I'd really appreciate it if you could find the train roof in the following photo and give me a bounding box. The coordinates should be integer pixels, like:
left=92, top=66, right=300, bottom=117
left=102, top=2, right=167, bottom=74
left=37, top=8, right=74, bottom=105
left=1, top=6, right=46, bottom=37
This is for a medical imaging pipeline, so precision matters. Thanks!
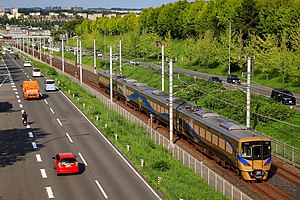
left=99, top=70, right=267, bottom=141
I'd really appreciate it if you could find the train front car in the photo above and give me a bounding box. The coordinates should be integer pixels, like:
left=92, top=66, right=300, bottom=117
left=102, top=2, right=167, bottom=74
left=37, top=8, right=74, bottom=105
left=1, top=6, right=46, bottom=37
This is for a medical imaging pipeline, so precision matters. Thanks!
left=238, top=137, right=271, bottom=181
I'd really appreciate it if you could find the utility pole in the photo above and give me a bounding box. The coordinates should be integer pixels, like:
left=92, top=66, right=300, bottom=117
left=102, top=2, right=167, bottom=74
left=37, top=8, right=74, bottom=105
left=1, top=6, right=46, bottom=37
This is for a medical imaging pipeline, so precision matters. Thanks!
left=162, top=45, right=165, bottom=91
left=246, top=57, right=251, bottom=129
left=110, top=46, right=113, bottom=102
left=119, top=40, right=122, bottom=76
left=62, top=35, right=65, bottom=73
left=94, top=38, right=96, bottom=74
left=79, top=39, right=82, bottom=85
left=169, top=59, right=174, bottom=148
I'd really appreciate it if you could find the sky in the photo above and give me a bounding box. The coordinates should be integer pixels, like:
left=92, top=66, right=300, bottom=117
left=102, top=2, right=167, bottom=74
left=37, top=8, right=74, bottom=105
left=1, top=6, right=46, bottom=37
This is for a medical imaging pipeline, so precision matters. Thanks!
left=0, top=0, right=194, bottom=9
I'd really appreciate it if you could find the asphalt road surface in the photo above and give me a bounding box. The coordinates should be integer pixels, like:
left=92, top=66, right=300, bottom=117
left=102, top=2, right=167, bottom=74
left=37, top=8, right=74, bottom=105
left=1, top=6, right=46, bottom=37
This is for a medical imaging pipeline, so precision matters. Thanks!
left=0, top=54, right=162, bottom=200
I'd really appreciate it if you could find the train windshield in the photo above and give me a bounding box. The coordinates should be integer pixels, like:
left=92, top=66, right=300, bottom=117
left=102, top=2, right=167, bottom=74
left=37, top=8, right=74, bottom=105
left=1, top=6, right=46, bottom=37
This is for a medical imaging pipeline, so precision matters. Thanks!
left=241, top=141, right=271, bottom=160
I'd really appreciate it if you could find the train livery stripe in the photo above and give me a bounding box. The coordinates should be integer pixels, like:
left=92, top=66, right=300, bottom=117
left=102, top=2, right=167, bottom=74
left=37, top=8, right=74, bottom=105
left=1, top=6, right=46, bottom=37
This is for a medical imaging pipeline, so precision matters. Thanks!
left=238, top=156, right=251, bottom=166
left=183, top=120, right=205, bottom=143
left=264, top=156, right=272, bottom=166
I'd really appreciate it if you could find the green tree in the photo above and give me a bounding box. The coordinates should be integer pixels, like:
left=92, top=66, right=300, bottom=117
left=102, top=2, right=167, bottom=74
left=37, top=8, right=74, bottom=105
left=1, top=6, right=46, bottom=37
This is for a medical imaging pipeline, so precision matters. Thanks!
left=195, top=30, right=219, bottom=68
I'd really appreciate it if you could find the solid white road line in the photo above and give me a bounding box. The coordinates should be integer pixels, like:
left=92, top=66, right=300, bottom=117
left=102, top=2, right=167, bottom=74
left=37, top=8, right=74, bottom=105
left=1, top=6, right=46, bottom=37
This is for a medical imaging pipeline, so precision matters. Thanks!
left=44, top=99, right=48, bottom=104
left=65, top=133, right=73, bottom=143
left=56, top=118, right=62, bottom=126
left=50, top=108, right=54, bottom=114
left=40, top=169, right=47, bottom=178
left=32, top=142, right=37, bottom=149
left=45, top=187, right=54, bottom=199
left=36, top=154, right=42, bottom=162
left=95, top=180, right=108, bottom=199
left=78, top=152, right=88, bottom=166
left=28, top=132, right=33, bottom=137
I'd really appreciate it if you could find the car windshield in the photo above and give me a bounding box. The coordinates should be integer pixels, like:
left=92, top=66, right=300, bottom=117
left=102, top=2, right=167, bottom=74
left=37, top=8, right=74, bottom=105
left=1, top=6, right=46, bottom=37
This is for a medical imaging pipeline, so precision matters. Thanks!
left=33, top=69, right=40, bottom=72
left=282, top=91, right=293, bottom=98
left=60, top=158, right=76, bottom=164
left=46, top=80, right=55, bottom=84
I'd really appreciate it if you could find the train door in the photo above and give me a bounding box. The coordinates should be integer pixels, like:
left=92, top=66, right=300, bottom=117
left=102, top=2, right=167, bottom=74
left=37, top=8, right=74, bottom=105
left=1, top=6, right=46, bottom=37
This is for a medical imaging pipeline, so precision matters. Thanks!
left=252, top=145, right=263, bottom=169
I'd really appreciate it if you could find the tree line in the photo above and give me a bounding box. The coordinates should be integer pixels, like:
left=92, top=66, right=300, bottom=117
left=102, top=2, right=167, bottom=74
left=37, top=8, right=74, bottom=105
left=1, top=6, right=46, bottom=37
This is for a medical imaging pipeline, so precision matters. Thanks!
left=62, top=0, right=300, bottom=86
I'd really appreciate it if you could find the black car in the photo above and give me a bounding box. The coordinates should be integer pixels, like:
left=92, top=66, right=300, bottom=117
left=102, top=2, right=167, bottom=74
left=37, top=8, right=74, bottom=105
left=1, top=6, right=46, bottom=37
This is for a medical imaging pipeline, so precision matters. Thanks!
left=271, top=88, right=296, bottom=105
left=208, top=76, right=222, bottom=83
left=227, top=74, right=241, bottom=84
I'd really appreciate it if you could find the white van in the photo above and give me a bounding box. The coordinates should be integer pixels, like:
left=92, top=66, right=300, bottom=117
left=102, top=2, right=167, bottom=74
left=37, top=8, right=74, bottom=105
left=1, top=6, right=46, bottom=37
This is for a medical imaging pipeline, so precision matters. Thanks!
left=32, top=68, right=41, bottom=77
left=44, top=79, right=56, bottom=91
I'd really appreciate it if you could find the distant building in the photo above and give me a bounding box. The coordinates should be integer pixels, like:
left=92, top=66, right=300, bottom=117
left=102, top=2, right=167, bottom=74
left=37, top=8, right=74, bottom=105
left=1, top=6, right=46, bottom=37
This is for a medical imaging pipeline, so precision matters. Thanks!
left=72, top=6, right=83, bottom=11
left=77, top=13, right=88, bottom=19
left=106, top=13, right=117, bottom=19
left=29, top=12, right=41, bottom=17
left=88, top=13, right=102, bottom=20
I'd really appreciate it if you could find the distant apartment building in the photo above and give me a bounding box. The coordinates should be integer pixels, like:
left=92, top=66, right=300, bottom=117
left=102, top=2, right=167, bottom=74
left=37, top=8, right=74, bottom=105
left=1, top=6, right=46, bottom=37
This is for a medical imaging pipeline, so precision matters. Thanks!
left=77, top=13, right=88, bottom=19
left=106, top=13, right=117, bottom=19
left=29, top=12, right=41, bottom=17
left=88, top=13, right=102, bottom=20
left=72, top=6, right=83, bottom=11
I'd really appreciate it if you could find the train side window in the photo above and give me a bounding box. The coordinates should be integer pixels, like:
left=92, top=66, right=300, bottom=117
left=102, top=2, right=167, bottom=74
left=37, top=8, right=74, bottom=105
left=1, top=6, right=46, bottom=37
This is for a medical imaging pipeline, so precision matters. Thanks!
left=200, top=127, right=205, bottom=138
left=226, top=142, right=233, bottom=154
left=150, top=101, right=154, bottom=109
left=193, top=124, right=199, bottom=135
left=212, top=134, right=218, bottom=146
left=189, top=120, right=194, bottom=130
left=219, top=138, right=225, bottom=150
left=206, top=131, right=211, bottom=142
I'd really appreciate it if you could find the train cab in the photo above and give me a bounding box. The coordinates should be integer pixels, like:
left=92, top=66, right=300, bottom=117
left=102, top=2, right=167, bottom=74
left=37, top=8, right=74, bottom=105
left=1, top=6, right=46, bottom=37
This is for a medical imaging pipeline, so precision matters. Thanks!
left=238, top=138, right=272, bottom=181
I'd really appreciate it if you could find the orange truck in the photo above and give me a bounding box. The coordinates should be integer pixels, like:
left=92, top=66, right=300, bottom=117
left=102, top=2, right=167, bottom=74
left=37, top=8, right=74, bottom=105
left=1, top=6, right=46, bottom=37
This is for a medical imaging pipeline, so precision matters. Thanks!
left=22, top=80, right=40, bottom=99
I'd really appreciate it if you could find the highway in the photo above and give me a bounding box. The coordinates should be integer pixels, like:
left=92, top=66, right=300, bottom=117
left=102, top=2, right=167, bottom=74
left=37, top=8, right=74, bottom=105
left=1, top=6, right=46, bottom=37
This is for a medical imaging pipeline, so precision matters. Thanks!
left=0, top=54, right=162, bottom=199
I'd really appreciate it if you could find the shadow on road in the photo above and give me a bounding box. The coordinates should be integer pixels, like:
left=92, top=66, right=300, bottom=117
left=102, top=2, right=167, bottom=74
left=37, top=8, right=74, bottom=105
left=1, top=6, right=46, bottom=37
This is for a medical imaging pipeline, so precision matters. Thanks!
left=0, top=127, right=49, bottom=167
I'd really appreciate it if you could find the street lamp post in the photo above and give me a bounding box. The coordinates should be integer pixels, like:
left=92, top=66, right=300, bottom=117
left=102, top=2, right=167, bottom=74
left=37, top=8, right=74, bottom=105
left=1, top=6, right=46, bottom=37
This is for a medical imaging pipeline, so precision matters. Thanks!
left=217, top=16, right=231, bottom=75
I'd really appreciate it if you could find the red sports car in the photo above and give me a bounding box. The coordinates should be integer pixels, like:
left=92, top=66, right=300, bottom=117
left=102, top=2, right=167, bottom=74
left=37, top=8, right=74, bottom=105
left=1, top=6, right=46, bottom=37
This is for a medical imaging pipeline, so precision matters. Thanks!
left=52, top=153, right=79, bottom=175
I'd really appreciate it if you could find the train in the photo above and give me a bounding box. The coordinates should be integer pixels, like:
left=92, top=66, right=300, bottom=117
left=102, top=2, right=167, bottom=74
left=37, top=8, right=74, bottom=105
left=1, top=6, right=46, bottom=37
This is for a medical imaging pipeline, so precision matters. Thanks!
left=98, top=70, right=272, bottom=181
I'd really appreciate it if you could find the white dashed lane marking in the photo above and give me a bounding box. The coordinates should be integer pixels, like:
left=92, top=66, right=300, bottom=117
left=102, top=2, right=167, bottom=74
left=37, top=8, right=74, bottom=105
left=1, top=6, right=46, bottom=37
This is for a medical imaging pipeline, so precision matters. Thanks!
left=50, top=108, right=54, bottom=114
left=95, top=180, right=108, bottom=199
left=19, top=104, right=23, bottom=108
left=28, top=132, right=33, bottom=137
left=40, top=169, right=47, bottom=178
left=78, top=152, right=88, bottom=166
left=56, top=118, right=62, bottom=126
left=17, top=99, right=21, bottom=103
left=44, top=99, right=48, bottom=105
left=45, top=187, right=54, bottom=199
left=32, top=142, right=37, bottom=149
left=65, top=133, right=73, bottom=143
left=36, top=154, right=42, bottom=162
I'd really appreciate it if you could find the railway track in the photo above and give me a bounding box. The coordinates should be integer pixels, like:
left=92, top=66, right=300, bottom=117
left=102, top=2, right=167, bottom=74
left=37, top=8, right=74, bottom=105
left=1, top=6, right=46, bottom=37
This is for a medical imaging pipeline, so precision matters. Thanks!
left=271, top=160, right=300, bottom=188
left=16, top=45, right=300, bottom=200
left=249, top=182, right=294, bottom=200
